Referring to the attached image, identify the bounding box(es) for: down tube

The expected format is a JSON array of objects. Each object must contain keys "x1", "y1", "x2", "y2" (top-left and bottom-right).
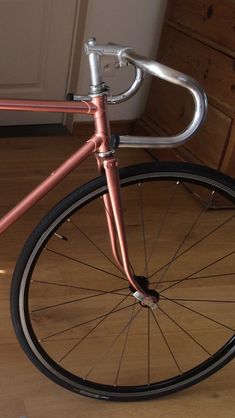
[{"x1": 0, "y1": 138, "x2": 97, "y2": 235}]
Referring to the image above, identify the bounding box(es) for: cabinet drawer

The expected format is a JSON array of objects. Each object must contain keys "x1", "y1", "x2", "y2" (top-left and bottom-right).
[
  {"x1": 168, "y1": 0, "x2": 235, "y2": 53},
  {"x1": 158, "y1": 27, "x2": 235, "y2": 116}
]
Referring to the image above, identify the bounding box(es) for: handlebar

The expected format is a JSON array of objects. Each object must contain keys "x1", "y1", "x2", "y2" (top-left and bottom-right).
[
  {"x1": 108, "y1": 66, "x2": 144, "y2": 104},
  {"x1": 85, "y1": 39, "x2": 207, "y2": 148}
]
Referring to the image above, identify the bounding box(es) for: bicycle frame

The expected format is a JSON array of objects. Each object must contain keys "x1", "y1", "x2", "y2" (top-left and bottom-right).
[
  {"x1": 0, "y1": 38, "x2": 207, "y2": 308},
  {"x1": 0, "y1": 92, "x2": 150, "y2": 301},
  {"x1": 0, "y1": 97, "x2": 98, "y2": 234}
]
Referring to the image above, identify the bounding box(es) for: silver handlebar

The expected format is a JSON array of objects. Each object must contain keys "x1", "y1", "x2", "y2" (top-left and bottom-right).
[
  {"x1": 108, "y1": 66, "x2": 144, "y2": 104},
  {"x1": 85, "y1": 40, "x2": 207, "y2": 148}
]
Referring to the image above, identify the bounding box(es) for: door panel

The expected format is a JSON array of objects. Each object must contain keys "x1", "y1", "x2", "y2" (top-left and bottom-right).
[{"x1": 0, "y1": 0, "x2": 78, "y2": 125}]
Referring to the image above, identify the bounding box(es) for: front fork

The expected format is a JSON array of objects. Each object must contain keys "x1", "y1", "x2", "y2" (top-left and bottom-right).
[{"x1": 98, "y1": 154, "x2": 157, "y2": 309}]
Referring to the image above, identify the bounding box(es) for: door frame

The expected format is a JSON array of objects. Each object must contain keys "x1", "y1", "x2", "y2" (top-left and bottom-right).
[{"x1": 65, "y1": 0, "x2": 89, "y2": 132}]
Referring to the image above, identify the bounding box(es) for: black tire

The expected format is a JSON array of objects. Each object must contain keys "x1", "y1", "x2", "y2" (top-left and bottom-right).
[{"x1": 11, "y1": 162, "x2": 235, "y2": 401}]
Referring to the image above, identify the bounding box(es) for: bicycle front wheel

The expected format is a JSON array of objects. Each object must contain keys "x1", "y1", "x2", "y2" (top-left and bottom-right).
[{"x1": 11, "y1": 162, "x2": 235, "y2": 401}]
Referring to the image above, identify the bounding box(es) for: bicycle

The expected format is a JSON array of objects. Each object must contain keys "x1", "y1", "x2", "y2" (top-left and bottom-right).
[{"x1": 0, "y1": 38, "x2": 234, "y2": 401}]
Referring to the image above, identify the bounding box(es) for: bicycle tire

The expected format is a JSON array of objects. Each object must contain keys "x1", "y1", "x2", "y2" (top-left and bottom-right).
[{"x1": 11, "y1": 161, "x2": 235, "y2": 401}]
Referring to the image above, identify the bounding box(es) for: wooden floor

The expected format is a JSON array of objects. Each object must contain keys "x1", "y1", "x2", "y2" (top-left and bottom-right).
[{"x1": 0, "y1": 135, "x2": 234, "y2": 418}]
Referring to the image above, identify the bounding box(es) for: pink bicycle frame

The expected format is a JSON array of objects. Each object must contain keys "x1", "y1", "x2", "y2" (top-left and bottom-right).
[
  {"x1": 0, "y1": 97, "x2": 98, "y2": 234},
  {"x1": 0, "y1": 93, "x2": 151, "y2": 302},
  {"x1": 0, "y1": 38, "x2": 207, "y2": 308}
]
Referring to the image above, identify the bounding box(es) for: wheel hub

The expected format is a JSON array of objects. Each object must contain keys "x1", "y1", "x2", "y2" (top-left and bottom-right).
[{"x1": 129, "y1": 275, "x2": 160, "y2": 308}]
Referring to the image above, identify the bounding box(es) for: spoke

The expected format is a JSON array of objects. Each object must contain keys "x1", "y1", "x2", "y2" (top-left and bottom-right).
[
  {"x1": 147, "y1": 309, "x2": 150, "y2": 385},
  {"x1": 160, "y1": 249, "x2": 235, "y2": 294},
  {"x1": 147, "y1": 181, "x2": 179, "y2": 273},
  {"x1": 54, "y1": 232, "x2": 68, "y2": 241},
  {"x1": 151, "y1": 310, "x2": 182, "y2": 374},
  {"x1": 158, "y1": 306, "x2": 211, "y2": 356},
  {"x1": 33, "y1": 279, "x2": 99, "y2": 291},
  {"x1": 31, "y1": 286, "x2": 130, "y2": 313},
  {"x1": 138, "y1": 183, "x2": 148, "y2": 276},
  {"x1": 58, "y1": 292, "x2": 132, "y2": 363},
  {"x1": 33, "y1": 279, "x2": 128, "y2": 294},
  {"x1": 68, "y1": 219, "x2": 124, "y2": 275},
  {"x1": 168, "y1": 298, "x2": 235, "y2": 303},
  {"x1": 149, "y1": 212, "x2": 235, "y2": 280},
  {"x1": 188, "y1": 272, "x2": 235, "y2": 280},
  {"x1": 155, "y1": 195, "x2": 213, "y2": 285},
  {"x1": 152, "y1": 272, "x2": 235, "y2": 285},
  {"x1": 41, "y1": 300, "x2": 136, "y2": 342},
  {"x1": 114, "y1": 302, "x2": 137, "y2": 386},
  {"x1": 84, "y1": 304, "x2": 142, "y2": 380},
  {"x1": 45, "y1": 247, "x2": 127, "y2": 282},
  {"x1": 161, "y1": 295, "x2": 235, "y2": 332}
]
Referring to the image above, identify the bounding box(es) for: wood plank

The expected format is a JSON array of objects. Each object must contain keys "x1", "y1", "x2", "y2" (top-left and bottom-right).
[
  {"x1": 168, "y1": 21, "x2": 235, "y2": 60},
  {"x1": 145, "y1": 78, "x2": 232, "y2": 168},
  {"x1": 158, "y1": 26, "x2": 235, "y2": 116},
  {"x1": 168, "y1": 0, "x2": 235, "y2": 53}
]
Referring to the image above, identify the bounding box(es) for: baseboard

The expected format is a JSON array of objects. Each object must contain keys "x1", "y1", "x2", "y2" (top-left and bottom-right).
[{"x1": 0, "y1": 124, "x2": 69, "y2": 138}]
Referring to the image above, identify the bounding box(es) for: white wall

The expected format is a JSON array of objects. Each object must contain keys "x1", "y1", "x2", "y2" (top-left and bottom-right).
[{"x1": 75, "y1": 0, "x2": 167, "y2": 121}]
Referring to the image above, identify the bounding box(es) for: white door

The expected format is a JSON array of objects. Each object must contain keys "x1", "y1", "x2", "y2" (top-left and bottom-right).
[{"x1": 0, "y1": 0, "x2": 78, "y2": 125}]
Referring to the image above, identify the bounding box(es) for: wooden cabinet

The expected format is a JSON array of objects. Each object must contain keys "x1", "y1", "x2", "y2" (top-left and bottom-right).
[{"x1": 137, "y1": 0, "x2": 235, "y2": 176}]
